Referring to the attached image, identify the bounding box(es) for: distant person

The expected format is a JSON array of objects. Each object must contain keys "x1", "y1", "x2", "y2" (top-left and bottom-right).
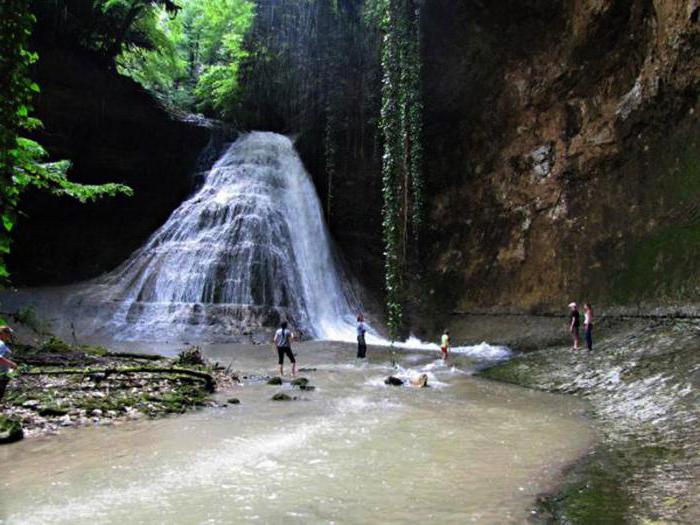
[
  {"x1": 0, "y1": 326, "x2": 18, "y2": 401},
  {"x1": 568, "y1": 302, "x2": 580, "y2": 350},
  {"x1": 356, "y1": 314, "x2": 368, "y2": 359},
  {"x1": 440, "y1": 329, "x2": 450, "y2": 361},
  {"x1": 273, "y1": 321, "x2": 297, "y2": 377},
  {"x1": 583, "y1": 303, "x2": 594, "y2": 351}
]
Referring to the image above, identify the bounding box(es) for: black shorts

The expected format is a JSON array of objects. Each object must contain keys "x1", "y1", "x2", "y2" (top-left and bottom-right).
[{"x1": 277, "y1": 346, "x2": 296, "y2": 365}]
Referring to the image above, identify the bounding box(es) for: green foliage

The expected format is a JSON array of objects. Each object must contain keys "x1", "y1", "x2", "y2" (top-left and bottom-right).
[
  {"x1": 0, "y1": 1, "x2": 132, "y2": 282},
  {"x1": 374, "y1": 0, "x2": 423, "y2": 339},
  {"x1": 117, "y1": 0, "x2": 255, "y2": 116}
]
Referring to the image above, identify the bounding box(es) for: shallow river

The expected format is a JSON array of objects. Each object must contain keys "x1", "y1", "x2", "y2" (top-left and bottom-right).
[{"x1": 1, "y1": 342, "x2": 594, "y2": 524}]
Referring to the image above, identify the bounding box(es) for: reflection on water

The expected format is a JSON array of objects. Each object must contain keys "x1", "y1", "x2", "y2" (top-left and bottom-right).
[{"x1": 0, "y1": 342, "x2": 594, "y2": 525}]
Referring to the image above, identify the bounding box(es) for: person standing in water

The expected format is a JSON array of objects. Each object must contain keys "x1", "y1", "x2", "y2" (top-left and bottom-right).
[
  {"x1": 0, "y1": 326, "x2": 18, "y2": 401},
  {"x1": 273, "y1": 321, "x2": 297, "y2": 377},
  {"x1": 356, "y1": 314, "x2": 368, "y2": 359},
  {"x1": 583, "y1": 303, "x2": 594, "y2": 351},
  {"x1": 568, "y1": 302, "x2": 581, "y2": 350},
  {"x1": 440, "y1": 329, "x2": 450, "y2": 361}
]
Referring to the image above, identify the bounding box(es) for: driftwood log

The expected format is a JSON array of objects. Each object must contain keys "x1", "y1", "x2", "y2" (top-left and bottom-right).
[{"x1": 21, "y1": 367, "x2": 216, "y2": 392}]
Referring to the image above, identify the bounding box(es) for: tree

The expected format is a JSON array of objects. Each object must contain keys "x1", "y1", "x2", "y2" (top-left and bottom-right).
[
  {"x1": 117, "y1": 0, "x2": 255, "y2": 117},
  {"x1": 0, "y1": 1, "x2": 132, "y2": 282}
]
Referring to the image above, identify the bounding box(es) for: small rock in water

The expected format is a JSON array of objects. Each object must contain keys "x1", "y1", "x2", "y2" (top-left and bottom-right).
[
  {"x1": 267, "y1": 377, "x2": 283, "y2": 385},
  {"x1": 299, "y1": 385, "x2": 315, "y2": 391},
  {"x1": 290, "y1": 377, "x2": 309, "y2": 387},
  {"x1": 298, "y1": 368, "x2": 317, "y2": 373},
  {"x1": 227, "y1": 398, "x2": 241, "y2": 404},
  {"x1": 22, "y1": 400, "x2": 40, "y2": 409},
  {"x1": 271, "y1": 392, "x2": 294, "y2": 401},
  {"x1": 384, "y1": 376, "x2": 404, "y2": 386}
]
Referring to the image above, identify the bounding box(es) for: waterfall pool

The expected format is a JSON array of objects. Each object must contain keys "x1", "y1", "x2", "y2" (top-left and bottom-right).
[{"x1": 0, "y1": 341, "x2": 594, "y2": 524}]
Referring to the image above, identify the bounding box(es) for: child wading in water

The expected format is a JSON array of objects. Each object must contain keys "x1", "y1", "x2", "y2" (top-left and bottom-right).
[
  {"x1": 568, "y1": 302, "x2": 581, "y2": 350},
  {"x1": 583, "y1": 303, "x2": 594, "y2": 351},
  {"x1": 440, "y1": 330, "x2": 450, "y2": 361},
  {"x1": 273, "y1": 321, "x2": 297, "y2": 377}
]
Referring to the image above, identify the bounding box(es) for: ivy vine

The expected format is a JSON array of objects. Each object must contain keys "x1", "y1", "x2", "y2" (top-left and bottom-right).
[{"x1": 376, "y1": 0, "x2": 423, "y2": 340}]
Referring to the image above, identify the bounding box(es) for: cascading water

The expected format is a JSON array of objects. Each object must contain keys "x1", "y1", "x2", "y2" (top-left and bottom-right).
[{"x1": 83, "y1": 132, "x2": 360, "y2": 341}]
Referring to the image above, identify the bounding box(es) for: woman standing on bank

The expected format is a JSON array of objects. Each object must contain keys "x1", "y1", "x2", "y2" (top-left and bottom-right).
[{"x1": 584, "y1": 303, "x2": 594, "y2": 351}]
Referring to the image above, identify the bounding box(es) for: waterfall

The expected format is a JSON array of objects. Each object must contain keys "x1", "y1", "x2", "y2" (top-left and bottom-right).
[{"x1": 87, "y1": 132, "x2": 360, "y2": 341}]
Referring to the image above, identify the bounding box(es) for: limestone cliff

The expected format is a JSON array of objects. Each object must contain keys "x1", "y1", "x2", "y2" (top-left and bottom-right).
[{"x1": 421, "y1": 0, "x2": 700, "y2": 315}]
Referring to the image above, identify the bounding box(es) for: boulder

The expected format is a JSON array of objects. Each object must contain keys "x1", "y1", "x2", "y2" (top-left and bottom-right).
[
  {"x1": 267, "y1": 377, "x2": 283, "y2": 385},
  {"x1": 290, "y1": 377, "x2": 309, "y2": 387},
  {"x1": 271, "y1": 392, "x2": 294, "y2": 401},
  {"x1": 227, "y1": 398, "x2": 241, "y2": 404},
  {"x1": 384, "y1": 376, "x2": 404, "y2": 386}
]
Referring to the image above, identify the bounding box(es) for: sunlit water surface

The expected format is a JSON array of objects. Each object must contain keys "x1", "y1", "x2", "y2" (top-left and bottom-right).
[{"x1": 0, "y1": 342, "x2": 594, "y2": 524}]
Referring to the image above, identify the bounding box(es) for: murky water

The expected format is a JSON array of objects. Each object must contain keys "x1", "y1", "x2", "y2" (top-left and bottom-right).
[{"x1": 0, "y1": 343, "x2": 594, "y2": 524}]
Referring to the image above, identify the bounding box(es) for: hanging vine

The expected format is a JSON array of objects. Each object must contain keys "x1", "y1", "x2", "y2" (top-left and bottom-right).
[{"x1": 376, "y1": 0, "x2": 423, "y2": 340}]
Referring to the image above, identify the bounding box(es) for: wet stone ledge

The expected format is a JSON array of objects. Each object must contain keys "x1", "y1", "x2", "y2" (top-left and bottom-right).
[{"x1": 479, "y1": 319, "x2": 700, "y2": 524}]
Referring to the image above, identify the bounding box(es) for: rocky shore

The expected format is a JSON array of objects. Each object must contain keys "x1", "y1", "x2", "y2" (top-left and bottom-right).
[
  {"x1": 479, "y1": 318, "x2": 699, "y2": 524},
  {"x1": 0, "y1": 338, "x2": 238, "y2": 444}
]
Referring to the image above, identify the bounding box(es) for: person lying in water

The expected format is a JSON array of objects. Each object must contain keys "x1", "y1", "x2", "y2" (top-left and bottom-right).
[{"x1": 410, "y1": 373, "x2": 429, "y2": 388}]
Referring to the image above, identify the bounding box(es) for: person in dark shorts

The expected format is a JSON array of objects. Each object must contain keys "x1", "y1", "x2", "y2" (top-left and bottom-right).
[
  {"x1": 583, "y1": 303, "x2": 594, "y2": 351},
  {"x1": 356, "y1": 314, "x2": 368, "y2": 359},
  {"x1": 273, "y1": 321, "x2": 297, "y2": 377},
  {"x1": 0, "y1": 326, "x2": 18, "y2": 401},
  {"x1": 568, "y1": 302, "x2": 580, "y2": 350}
]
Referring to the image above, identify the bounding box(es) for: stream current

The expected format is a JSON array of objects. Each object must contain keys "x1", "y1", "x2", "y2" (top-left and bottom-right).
[{"x1": 1, "y1": 342, "x2": 594, "y2": 525}]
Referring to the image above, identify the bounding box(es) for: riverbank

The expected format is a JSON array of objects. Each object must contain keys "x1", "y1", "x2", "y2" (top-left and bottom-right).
[
  {"x1": 478, "y1": 317, "x2": 699, "y2": 524},
  {"x1": 0, "y1": 337, "x2": 238, "y2": 443}
]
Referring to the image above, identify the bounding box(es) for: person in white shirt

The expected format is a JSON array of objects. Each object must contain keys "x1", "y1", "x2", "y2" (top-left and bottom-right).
[
  {"x1": 0, "y1": 326, "x2": 18, "y2": 401},
  {"x1": 273, "y1": 321, "x2": 297, "y2": 377}
]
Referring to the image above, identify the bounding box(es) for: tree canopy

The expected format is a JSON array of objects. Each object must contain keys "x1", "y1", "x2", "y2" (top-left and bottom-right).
[{"x1": 117, "y1": 0, "x2": 255, "y2": 117}]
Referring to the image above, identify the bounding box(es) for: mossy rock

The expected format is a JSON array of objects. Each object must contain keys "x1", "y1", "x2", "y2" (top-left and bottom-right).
[
  {"x1": 176, "y1": 346, "x2": 206, "y2": 366},
  {"x1": 38, "y1": 405, "x2": 69, "y2": 417},
  {"x1": 0, "y1": 415, "x2": 24, "y2": 444},
  {"x1": 271, "y1": 392, "x2": 294, "y2": 401},
  {"x1": 267, "y1": 377, "x2": 283, "y2": 385},
  {"x1": 40, "y1": 336, "x2": 73, "y2": 353},
  {"x1": 227, "y1": 398, "x2": 240, "y2": 404},
  {"x1": 290, "y1": 377, "x2": 308, "y2": 386}
]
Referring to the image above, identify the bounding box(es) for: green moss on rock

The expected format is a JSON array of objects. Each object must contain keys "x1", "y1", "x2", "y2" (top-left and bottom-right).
[{"x1": 0, "y1": 415, "x2": 24, "y2": 444}]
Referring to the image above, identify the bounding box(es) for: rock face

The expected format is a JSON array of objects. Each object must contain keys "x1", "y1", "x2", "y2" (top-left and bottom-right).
[
  {"x1": 8, "y1": 44, "x2": 210, "y2": 284},
  {"x1": 420, "y1": 0, "x2": 700, "y2": 316}
]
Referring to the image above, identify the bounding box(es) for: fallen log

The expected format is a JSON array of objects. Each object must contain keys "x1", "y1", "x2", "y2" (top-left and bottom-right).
[{"x1": 21, "y1": 367, "x2": 216, "y2": 392}]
